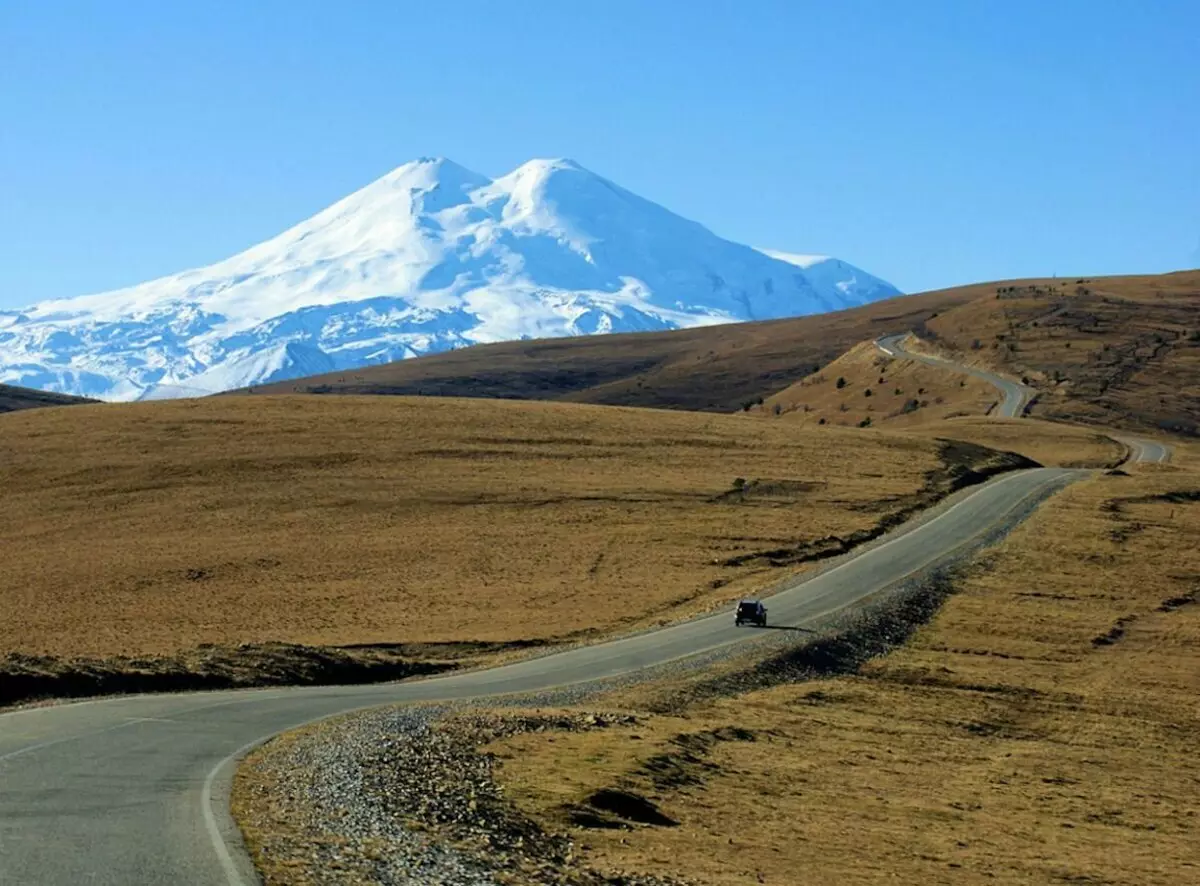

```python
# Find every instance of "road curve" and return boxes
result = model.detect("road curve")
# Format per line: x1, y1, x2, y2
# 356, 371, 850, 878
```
876, 333, 1035, 418
875, 333, 1172, 464
0, 465, 1083, 885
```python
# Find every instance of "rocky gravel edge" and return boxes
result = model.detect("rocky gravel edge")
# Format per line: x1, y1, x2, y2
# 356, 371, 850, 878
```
236, 702, 697, 886
233, 470, 1083, 885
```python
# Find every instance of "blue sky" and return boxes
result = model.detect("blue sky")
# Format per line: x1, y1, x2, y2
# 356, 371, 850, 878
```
1, 0, 1196, 307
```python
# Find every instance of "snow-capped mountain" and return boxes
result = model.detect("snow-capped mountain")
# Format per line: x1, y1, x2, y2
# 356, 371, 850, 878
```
0, 158, 901, 400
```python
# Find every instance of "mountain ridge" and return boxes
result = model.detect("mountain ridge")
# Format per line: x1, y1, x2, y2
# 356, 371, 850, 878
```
1, 157, 900, 400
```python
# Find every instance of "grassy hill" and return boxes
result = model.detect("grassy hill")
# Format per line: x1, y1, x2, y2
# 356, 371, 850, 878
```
239, 270, 1199, 438
0, 383, 96, 413
232, 288, 975, 412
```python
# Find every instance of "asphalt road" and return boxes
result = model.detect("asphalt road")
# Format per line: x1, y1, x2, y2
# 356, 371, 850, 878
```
875, 333, 1173, 464
0, 339, 1171, 885
876, 333, 1035, 418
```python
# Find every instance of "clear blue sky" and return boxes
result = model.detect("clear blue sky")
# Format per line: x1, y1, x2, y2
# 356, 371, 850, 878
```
2, 0, 1197, 307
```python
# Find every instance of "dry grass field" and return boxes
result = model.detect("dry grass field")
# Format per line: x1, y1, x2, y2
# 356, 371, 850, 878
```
0, 394, 976, 666
487, 454, 1200, 885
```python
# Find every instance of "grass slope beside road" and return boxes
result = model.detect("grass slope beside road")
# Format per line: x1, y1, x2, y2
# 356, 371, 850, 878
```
472, 454, 1200, 885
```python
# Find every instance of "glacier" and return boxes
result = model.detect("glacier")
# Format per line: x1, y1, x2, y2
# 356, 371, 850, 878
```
0, 157, 901, 400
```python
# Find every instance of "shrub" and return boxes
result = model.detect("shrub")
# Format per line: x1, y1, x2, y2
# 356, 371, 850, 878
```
857, 417, 872, 428
732, 477, 746, 490
773, 403, 782, 415
894, 388, 902, 395
901, 398, 920, 414
836, 377, 847, 389
818, 417, 827, 425
971, 338, 982, 349
863, 388, 873, 397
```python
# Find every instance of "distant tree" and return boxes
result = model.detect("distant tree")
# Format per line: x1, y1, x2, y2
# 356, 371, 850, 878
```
894, 388, 902, 396
863, 388, 873, 397
857, 417, 872, 428
818, 417, 827, 425
773, 403, 782, 415
732, 477, 746, 490
836, 377, 847, 389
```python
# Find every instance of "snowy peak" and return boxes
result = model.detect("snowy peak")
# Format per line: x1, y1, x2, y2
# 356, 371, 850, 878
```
1, 158, 901, 400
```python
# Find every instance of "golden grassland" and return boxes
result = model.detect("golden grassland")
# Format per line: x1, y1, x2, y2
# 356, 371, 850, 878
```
487, 452, 1200, 885
752, 341, 999, 428
0, 394, 956, 659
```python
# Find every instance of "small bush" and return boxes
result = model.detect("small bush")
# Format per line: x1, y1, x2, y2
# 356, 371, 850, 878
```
732, 477, 746, 490
818, 417, 827, 425
773, 403, 782, 416
863, 388, 873, 397
971, 338, 982, 349
901, 398, 920, 414
894, 388, 902, 395
836, 377, 847, 389
857, 417, 872, 428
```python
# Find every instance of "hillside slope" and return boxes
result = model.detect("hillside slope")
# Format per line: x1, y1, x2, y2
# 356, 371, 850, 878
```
0, 383, 96, 413
238, 287, 971, 412
244, 270, 1199, 432
914, 270, 1200, 435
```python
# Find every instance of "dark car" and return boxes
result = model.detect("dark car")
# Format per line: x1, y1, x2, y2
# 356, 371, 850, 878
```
734, 599, 767, 627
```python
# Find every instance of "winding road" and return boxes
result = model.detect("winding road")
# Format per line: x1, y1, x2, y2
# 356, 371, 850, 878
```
0, 338, 1170, 885
875, 333, 1035, 418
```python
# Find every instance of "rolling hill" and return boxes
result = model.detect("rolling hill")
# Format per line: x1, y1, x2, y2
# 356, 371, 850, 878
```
244, 270, 1200, 436
0, 383, 96, 413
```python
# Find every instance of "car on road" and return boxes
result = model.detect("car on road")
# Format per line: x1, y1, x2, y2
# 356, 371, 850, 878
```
734, 599, 767, 627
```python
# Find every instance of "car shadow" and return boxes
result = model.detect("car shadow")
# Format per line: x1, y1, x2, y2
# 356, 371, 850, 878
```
758, 624, 816, 633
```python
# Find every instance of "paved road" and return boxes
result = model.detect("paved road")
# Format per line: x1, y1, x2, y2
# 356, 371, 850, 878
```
0, 465, 1084, 885
876, 333, 1035, 418
875, 333, 1173, 465
1113, 435, 1172, 465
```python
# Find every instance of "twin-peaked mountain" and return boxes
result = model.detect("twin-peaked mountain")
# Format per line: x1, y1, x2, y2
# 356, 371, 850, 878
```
0, 158, 900, 400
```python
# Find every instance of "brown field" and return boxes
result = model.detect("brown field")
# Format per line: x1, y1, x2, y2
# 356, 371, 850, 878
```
0, 382, 95, 413
487, 453, 1200, 885
0, 394, 969, 661
234, 287, 976, 412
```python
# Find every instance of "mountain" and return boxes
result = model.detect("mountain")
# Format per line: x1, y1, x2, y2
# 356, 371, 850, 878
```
0, 158, 901, 400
